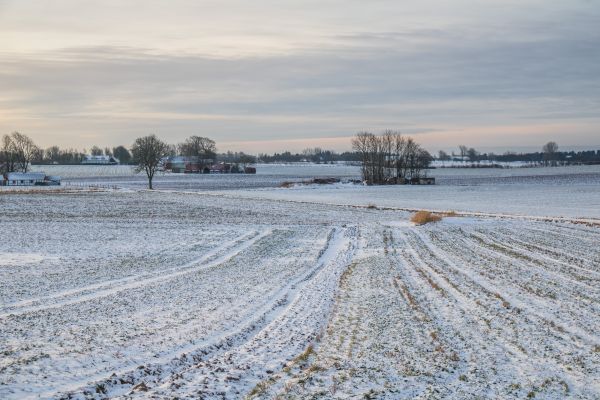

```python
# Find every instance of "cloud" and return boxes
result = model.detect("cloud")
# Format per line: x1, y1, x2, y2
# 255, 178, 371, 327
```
0, 0, 599, 151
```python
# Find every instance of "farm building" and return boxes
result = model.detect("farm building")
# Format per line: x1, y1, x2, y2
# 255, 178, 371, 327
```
81, 155, 120, 165
165, 156, 213, 173
2, 172, 61, 186
210, 163, 231, 173
409, 177, 436, 185
161, 156, 256, 174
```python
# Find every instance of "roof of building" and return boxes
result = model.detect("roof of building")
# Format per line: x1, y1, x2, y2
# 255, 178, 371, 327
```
83, 155, 120, 163
6, 172, 46, 180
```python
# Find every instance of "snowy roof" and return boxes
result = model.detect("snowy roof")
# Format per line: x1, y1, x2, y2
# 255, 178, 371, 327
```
6, 172, 46, 180
84, 155, 120, 162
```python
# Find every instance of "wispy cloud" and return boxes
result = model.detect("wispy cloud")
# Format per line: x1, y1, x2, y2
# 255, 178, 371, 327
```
0, 0, 599, 151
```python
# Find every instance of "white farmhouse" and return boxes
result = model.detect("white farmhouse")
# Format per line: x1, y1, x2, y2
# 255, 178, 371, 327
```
81, 155, 120, 165
5, 172, 47, 186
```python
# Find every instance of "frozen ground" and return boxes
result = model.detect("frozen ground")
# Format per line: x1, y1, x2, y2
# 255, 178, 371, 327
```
221, 181, 600, 220
0, 180, 599, 399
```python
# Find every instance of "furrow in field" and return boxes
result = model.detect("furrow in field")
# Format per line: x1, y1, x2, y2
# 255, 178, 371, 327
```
410, 227, 599, 347
58, 226, 356, 400
452, 226, 600, 302
395, 227, 593, 397
0, 230, 270, 319
525, 224, 600, 247
394, 229, 525, 361
469, 229, 600, 287
495, 226, 600, 274
450, 228, 600, 323
266, 226, 463, 399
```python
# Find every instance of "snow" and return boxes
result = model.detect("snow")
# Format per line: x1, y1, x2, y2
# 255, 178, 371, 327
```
219, 176, 600, 220
1, 166, 599, 399
0, 253, 50, 267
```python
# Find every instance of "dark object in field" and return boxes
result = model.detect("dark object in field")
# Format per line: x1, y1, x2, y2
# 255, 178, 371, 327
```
280, 177, 341, 188
311, 177, 340, 184
410, 177, 435, 185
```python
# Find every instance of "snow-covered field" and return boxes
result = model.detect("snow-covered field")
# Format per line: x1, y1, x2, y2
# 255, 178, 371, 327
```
1, 170, 599, 398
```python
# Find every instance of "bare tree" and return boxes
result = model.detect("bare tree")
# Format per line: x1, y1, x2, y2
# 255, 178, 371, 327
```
131, 135, 169, 189
178, 136, 216, 159
45, 146, 61, 163
1, 135, 17, 173
467, 147, 479, 162
458, 145, 468, 159
352, 130, 431, 184
351, 132, 373, 183
542, 141, 559, 166
438, 150, 450, 161
238, 153, 256, 169
90, 146, 103, 156
9, 132, 39, 172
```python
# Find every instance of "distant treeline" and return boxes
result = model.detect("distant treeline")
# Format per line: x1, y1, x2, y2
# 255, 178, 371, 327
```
257, 148, 361, 163
439, 143, 600, 165
492, 150, 600, 164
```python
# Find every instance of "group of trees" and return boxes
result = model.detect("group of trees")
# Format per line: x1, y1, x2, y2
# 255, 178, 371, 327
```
87, 145, 132, 163
257, 149, 360, 163
438, 145, 481, 162
0, 131, 138, 173
177, 136, 217, 160
130, 135, 221, 189
1, 132, 40, 173
436, 142, 599, 166
351, 130, 432, 185
0, 132, 218, 190
219, 151, 257, 168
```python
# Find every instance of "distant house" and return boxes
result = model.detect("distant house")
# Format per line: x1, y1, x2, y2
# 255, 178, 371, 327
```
210, 162, 231, 173
3, 172, 51, 186
81, 155, 120, 165
166, 156, 213, 173
409, 177, 435, 185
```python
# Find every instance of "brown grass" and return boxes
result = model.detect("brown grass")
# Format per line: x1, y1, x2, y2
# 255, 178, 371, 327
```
441, 210, 458, 217
279, 181, 296, 188
411, 211, 442, 225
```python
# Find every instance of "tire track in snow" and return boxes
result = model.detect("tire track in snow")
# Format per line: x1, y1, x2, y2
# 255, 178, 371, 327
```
0, 230, 270, 319
410, 227, 600, 347
451, 228, 600, 317
55, 226, 357, 400
491, 227, 600, 277
393, 227, 592, 397
393, 228, 526, 382
468, 230, 600, 287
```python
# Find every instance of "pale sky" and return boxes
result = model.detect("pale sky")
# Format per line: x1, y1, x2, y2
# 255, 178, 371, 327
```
0, 0, 599, 153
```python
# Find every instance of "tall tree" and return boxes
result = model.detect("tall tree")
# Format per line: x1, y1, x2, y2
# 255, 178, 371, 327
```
45, 146, 61, 163
467, 147, 479, 162
543, 141, 559, 165
90, 146, 103, 156
352, 130, 430, 184
9, 132, 39, 172
131, 135, 169, 190
1, 135, 18, 173
178, 136, 216, 159
112, 145, 132, 163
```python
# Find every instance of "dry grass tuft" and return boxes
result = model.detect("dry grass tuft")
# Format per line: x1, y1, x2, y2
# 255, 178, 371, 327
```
279, 181, 296, 188
411, 211, 442, 225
